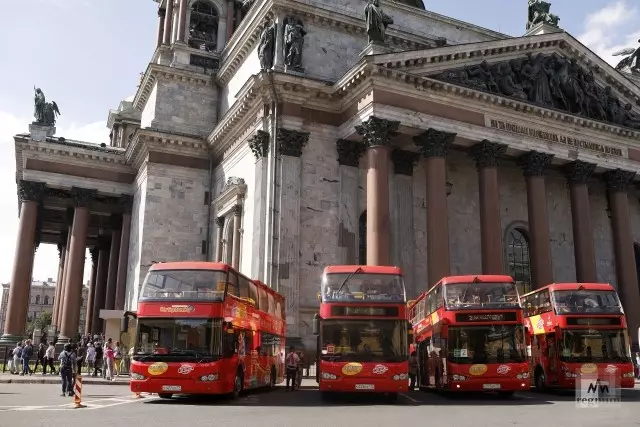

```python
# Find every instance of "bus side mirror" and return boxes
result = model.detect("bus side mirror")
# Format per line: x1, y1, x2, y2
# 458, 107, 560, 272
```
312, 313, 320, 336
120, 316, 129, 333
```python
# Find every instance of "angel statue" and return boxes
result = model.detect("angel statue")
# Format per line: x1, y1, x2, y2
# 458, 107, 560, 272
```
612, 40, 640, 72
33, 87, 61, 126
527, 0, 560, 30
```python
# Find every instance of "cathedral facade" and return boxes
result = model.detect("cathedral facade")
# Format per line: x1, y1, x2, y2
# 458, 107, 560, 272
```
3, 0, 640, 352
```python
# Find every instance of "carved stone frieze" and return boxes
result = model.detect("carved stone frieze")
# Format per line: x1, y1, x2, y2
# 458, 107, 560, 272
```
431, 53, 640, 130
413, 128, 456, 158
563, 160, 596, 186
232, 204, 243, 216
355, 116, 400, 148
71, 187, 97, 208
336, 139, 366, 167
391, 149, 420, 176
248, 130, 270, 160
517, 151, 554, 177
215, 216, 225, 227
277, 128, 309, 157
223, 177, 246, 192
17, 180, 47, 203
470, 140, 508, 169
603, 169, 636, 193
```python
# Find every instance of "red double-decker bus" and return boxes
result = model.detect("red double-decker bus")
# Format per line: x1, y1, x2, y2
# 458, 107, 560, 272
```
521, 283, 636, 390
128, 262, 286, 399
409, 275, 530, 397
312, 265, 409, 399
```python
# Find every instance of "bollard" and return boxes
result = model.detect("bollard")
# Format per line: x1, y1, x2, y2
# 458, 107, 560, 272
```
73, 373, 87, 408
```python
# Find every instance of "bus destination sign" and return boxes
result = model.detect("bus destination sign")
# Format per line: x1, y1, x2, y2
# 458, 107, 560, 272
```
455, 312, 518, 322
330, 306, 399, 317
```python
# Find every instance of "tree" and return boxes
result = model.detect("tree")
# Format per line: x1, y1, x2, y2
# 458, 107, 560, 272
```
25, 311, 53, 336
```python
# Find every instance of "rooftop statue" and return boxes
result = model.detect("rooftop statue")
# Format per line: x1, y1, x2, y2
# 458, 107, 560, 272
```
33, 87, 61, 127
612, 40, 640, 73
364, 0, 394, 45
527, 0, 559, 30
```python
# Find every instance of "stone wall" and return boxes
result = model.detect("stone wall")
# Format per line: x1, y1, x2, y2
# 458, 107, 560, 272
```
220, 46, 260, 116
125, 165, 148, 311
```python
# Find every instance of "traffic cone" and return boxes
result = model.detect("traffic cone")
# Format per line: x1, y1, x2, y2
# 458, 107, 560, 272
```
73, 374, 87, 408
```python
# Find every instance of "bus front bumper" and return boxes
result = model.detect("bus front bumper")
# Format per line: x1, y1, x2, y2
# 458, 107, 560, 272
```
447, 377, 531, 392
319, 378, 408, 393
130, 378, 232, 395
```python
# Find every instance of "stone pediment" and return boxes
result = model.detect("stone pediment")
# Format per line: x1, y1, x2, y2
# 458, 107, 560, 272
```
369, 32, 640, 132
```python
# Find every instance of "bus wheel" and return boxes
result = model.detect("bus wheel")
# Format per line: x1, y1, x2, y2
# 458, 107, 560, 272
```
269, 366, 276, 389
158, 393, 173, 399
497, 391, 514, 399
232, 371, 244, 399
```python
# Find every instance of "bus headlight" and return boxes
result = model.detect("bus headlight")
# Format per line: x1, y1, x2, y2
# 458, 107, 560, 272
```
393, 373, 408, 381
517, 373, 530, 379
322, 372, 338, 380
452, 374, 467, 381
200, 374, 218, 382
622, 372, 635, 378
564, 372, 578, 378
130, 373, 146, 380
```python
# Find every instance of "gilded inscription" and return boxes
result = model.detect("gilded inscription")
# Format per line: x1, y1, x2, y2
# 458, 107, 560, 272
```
489, 119, 624, 157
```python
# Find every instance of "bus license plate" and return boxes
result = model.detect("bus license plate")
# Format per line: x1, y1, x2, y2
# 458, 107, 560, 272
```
162, 385, 181, 392
483, 384, 500, 390
355, 384, 374, 390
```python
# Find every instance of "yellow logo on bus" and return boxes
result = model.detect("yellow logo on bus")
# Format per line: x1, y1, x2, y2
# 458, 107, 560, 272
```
148, 362, 168, 376
469, 364, 488, 376
580, 363, 598, 374
341, 362, 363, 376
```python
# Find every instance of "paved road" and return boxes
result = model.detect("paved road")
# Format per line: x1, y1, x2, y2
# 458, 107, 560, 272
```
1, 380, 640, 427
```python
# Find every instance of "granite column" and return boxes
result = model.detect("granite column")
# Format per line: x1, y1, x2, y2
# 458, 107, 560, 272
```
231, 205, 243, 270
52, 231, 67, 328
91, 237, 110, 335
115, 196, 132, 310
336, 139, 366, 264
162, 0, 174, 45
156, 8, 166, 48
176, 0, 188, 43
104, 215, 122, 311
249, 131, 270, 278
84, 248, 99, 335
215, 217, 225, 262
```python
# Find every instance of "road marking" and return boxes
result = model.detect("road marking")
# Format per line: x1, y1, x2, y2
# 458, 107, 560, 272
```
0, 396, 143, 411
400, 393, 420, 404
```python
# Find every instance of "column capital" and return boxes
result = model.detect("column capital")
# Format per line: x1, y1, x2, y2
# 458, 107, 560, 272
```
215, 216, 225, 227
277, 128, 309, 157
603, 169, 636, 193
413, 128, 456, 158
119, 194, 133, 214
470, 140, 507, 169
17, 180, 47, 203
90, 247, 99, 265
232, 204, 243, 216
71, 187, 97, 208
249, 130, 270, 160
391, 149, 420, 176
563, 160, 596, 186
336, 139, 366, 167
355, 116, 400, 148
516, 151, 554, 177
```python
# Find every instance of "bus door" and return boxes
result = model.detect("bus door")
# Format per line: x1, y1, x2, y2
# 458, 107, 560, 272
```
545, 333, 558, 384
418, 337, 430, 387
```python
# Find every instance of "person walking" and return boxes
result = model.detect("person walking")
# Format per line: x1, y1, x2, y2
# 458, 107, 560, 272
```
409, 350, 419, 391
635, 352, 640, 380
33, 343, 46, 373
105, 341, 115, 381
285, 346, 300, 391
86, 342, 96, 374
113, 341, 122, 377
58, 343, 76, 397
44, 342, 56, 375
21, 340, 34, 376
10, 343, 22, 374
93, 341, 103, 377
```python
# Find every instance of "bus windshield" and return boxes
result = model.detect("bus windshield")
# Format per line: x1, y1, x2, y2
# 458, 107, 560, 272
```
444, 282, 520, 310
552, 290, 623, 315
560, 329, 631, 363
322, 273, 406, 303
320, 319, 408, 363
140, 269, 227, 301
133, 318, 223, 362
448, 325, 526, 364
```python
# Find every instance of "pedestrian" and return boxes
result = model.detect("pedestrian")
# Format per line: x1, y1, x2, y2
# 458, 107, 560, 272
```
105, 340, 115, 381
10, 343, 22, 374
58, 343, 76, 397
285, 346, 300, 391
76, 343, 86, 375
21, 340, 34, 376
635, 352, 640, 380
409, 350, 419, 390
113, 341, 122, 377
93, 341, 103, 377
33, 343, 46, 373
44, 342, 56, 375
86, 342, 96, 373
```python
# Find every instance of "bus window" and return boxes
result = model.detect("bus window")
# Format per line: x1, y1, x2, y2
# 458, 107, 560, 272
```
238, 274, 251, 299
248, 281, 259, 306
276, 298, 285, 320
268, 293, 276, 316
434, 285, 443, 310
258, 287, 268, 312
227, 271, 239, 297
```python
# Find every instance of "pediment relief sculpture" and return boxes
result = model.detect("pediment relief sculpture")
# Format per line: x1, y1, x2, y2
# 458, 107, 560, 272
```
431, 53, 640, 130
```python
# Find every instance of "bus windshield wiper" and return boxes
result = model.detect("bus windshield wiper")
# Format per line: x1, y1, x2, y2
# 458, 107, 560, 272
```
336, 267, 363, 295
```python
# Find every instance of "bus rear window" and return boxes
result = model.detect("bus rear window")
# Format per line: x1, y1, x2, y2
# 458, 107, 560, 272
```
140, 269, 227, 301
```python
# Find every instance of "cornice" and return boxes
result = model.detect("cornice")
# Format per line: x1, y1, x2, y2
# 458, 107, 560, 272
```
125, 128, 208, 172
15, 134, 127, 164
133, 63, 215, 111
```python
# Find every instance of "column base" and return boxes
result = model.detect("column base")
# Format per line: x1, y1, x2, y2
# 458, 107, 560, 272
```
0, 334, 25, 346
55, 335, 72, 345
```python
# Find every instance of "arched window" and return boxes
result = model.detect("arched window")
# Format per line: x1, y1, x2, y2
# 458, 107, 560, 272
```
44, 296, 49, 305
506, 226, 532, 295
188, 1, 219, 51
358, 211, 367, 264
35, 295, 40, 304
222, 217, 233, 264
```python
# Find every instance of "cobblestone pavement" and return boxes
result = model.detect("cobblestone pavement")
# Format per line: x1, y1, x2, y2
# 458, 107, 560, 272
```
1, 380, 639, 427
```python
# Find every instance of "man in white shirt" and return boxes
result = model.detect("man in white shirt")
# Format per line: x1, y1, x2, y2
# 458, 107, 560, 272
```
285, 346, 300, 391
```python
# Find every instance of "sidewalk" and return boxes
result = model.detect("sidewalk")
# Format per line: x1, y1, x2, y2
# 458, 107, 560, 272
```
0, 372, 130, 386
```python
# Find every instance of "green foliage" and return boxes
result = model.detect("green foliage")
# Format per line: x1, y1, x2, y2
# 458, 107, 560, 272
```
25, 311, 53, 336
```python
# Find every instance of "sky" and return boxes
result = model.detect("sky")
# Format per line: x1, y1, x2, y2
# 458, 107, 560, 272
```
0, 0, 638, 285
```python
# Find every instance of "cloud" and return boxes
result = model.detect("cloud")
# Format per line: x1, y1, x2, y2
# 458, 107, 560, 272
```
578, 1, 639, 67
0, 111, 107, 285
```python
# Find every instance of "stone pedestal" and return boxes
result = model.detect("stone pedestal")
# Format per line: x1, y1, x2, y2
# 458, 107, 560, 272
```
360, 42, 394, 57
524, 22, 561, 36
29, 124, 55, 142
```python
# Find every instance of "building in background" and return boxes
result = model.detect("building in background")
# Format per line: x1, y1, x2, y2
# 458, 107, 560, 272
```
0, 279, 88, 338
